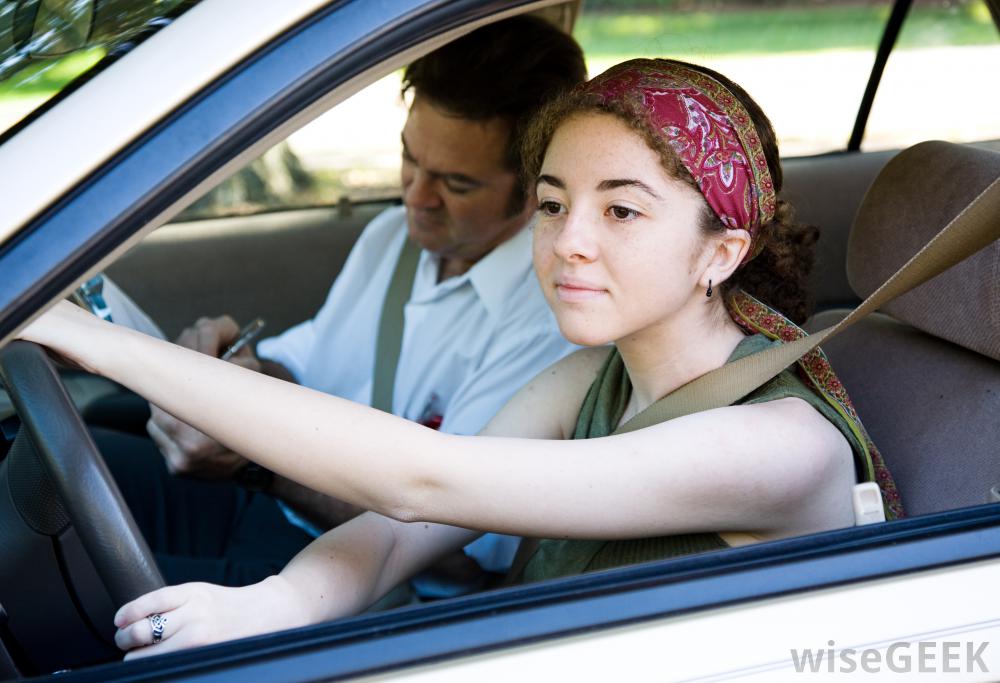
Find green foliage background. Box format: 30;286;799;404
576;1;998;58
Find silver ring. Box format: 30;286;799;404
148;613;167;644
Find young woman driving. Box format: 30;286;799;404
17;58;901;657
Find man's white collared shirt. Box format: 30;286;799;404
257;205;578;571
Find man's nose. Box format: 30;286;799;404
402;169;442;210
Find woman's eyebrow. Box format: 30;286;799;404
597;178;663;199
536;174;564;189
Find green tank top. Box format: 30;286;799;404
519;334;865;584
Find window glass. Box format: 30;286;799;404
863;0;1000;150
0;0;201;138
186;0;995;221
574;0;891;156
183;1;893;220
178;73;407;220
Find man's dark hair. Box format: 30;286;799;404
402;16;586;209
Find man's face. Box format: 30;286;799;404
400;96;529;267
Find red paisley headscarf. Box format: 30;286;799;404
579;59;904;519
582;59;776;265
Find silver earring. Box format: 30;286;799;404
706;279;713;298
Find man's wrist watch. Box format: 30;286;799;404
233;462;274;492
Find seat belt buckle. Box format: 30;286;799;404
853;482;886;525
71;273;113;322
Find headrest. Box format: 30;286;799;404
847;141;1000;361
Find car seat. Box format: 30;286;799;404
805;140;1000;517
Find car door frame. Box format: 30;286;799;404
1;0;1000;679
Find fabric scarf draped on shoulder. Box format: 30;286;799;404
574;59;904;519
575;288;903;521
729;289;902;518
514;59;906;585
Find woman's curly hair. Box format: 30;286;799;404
522;61;819;324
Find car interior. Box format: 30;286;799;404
0;0;998;678
803;141;1000;517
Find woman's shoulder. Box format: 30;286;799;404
554;345;615;374
736;339;868;476
526;346;615;424
479;346;613;440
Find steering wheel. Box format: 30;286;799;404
0;341;163;671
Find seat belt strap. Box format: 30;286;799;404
617;175;1000;434
371;237;421;413
505;174;1000;585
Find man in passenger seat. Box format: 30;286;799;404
95;16;587;592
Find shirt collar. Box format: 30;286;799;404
412;219;535;319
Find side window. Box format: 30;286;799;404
573;0;892;155
177;73;407;220
863;0;1000;149
108;74;411;337
170;0;999;221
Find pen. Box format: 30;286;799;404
220;317;266;361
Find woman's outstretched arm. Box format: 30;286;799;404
18;302;853;541
16;301;600;514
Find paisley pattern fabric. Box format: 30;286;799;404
515;59;905;585
518;331;899;584
726;289;904;520
582;59;776;264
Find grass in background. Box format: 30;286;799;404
1;3;996;100
0;49;106;133
575;2;998;58
0;48;105;96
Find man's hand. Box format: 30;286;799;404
147;316;261;479
175;316;263;368
147;405;248;478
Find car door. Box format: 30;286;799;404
0;0;999;680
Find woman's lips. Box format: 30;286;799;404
555;282;607;303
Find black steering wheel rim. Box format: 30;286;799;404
0;340;164;607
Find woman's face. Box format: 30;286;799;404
533;112;711;346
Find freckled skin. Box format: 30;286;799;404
532;113;710;348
